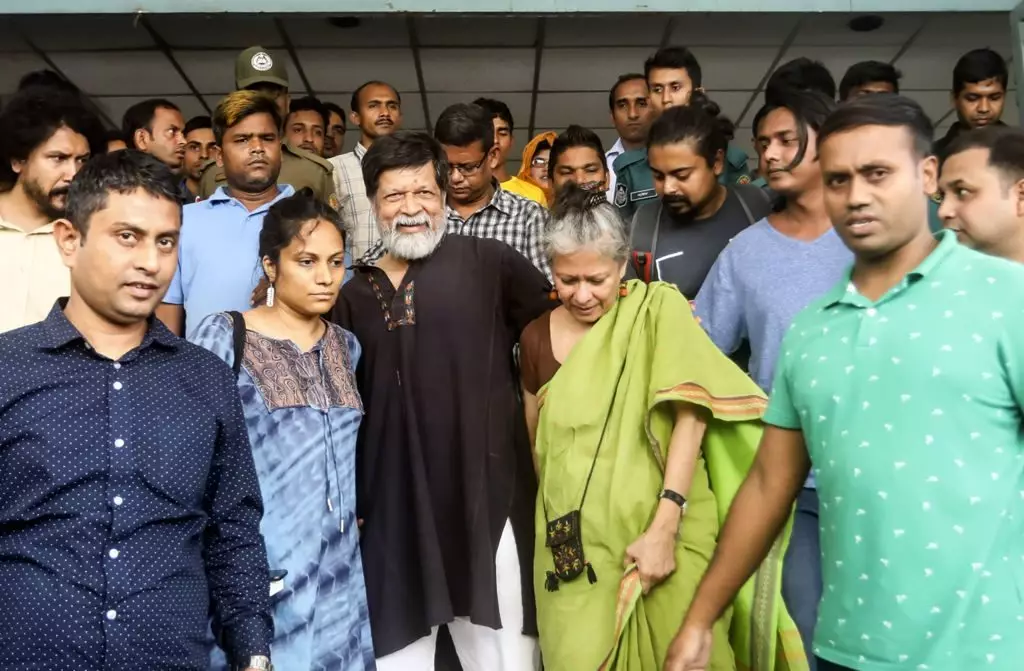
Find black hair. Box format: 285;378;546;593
17;69;81;95
839;61;902;100
288;96;330;132
952;48;1008;95
752;89;837;171
941;125;1024;188
361;130;449;199
647;92;734;167
183;115;212;137
548;125;607;179
472;97;514;134
122;99;181;150
536;139;552;153
323;102;347;127
104;129;127;148
65;149;180;237
433;103;494;153
608;73;647;111
0;86;106;187
818;93;934;158
765;57;837;102
644;47;702;88
350;81;401;114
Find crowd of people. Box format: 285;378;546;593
0;35;1022;671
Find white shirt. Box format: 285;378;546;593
605;137;625;203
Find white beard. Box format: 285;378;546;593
379;212;447;261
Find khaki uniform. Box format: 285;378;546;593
197;142;340;210
612;144;764;221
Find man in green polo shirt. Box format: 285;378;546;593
613;46;758;220
666;94;1024;671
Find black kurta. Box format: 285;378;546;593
333;235;553;657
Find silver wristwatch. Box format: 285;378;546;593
241;656;273;671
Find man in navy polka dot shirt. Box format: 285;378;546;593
0;150;272;671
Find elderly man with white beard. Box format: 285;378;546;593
332;130;553;671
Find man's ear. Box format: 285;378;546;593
52;218;83;270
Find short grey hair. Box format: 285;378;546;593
544;185;630;263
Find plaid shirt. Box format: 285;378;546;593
329;143;377;262
447;184;550;279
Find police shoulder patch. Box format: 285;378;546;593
614;183;627;208
930;191;943;204
328;193;340;211
737;174;751;185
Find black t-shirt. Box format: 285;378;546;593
636;186;771;299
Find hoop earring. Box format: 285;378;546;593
266;285;276;307
548;289;558;301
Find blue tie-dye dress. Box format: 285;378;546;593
191;312;376;671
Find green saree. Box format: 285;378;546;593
533;280;806;671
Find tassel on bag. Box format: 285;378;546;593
586;563;597;584
545;571;560;592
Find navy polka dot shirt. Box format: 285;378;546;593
0;301;271;670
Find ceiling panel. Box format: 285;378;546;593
670;13;798;47
177;49;303;94
415;15;537;47
17;15;154;51
776;45;901;89
0;22;31;52
283;15;410;47
422;48;535;91
545;15;664;47
427;92;532;133
0;52;52;94
50;51;190;96
697;47;781;90
896;46;962;91
792;13;925;46
539;47;652;92
299;48;420;92
902;90;957;125
148;15;282;49
534;92;610;129
915;13;1014;50
95;95;209;127
708;91;756;122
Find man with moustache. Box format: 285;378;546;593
285;96;328;157
333;130;551;671
605;73;653;202
666;94;1024;671
933;48;1009;159
197;46;338;207
157;90;294;338
0;85;105;332
330;80;404;262
0;149;271;671
938;124;1024;263
182;116;217;203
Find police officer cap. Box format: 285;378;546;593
235;46;289;91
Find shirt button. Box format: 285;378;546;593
106;609;117;621
114;438;125;448
866;308;877;317
109;548;120;559
113;363;121;370
113;496;124;506
113;381;123;391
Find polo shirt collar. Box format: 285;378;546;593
38;299;181;352
207;184;296;212
823;229;958;309
0;215;55;235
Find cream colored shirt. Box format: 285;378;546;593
0;216;69;333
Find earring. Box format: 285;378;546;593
548;289;558;301
619;283;629;298
266;285;276;307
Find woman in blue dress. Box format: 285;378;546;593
192;189;375;671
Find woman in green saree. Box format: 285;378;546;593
519;184;806;671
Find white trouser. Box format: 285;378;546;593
375;519;540;671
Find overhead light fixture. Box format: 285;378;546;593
848;15;885;32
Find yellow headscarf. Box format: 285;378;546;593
517;131;558;206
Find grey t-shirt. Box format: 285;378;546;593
629;186;772;299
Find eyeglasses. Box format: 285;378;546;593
531;157;549;167
449;156;487;177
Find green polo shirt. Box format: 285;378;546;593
765;231;1024;671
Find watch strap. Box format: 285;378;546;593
659;488;688;510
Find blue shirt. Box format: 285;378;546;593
0;301;271;671
695;219;853;488
166;185;295;338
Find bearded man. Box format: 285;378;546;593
332;130;551;671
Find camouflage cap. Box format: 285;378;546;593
235;46;289;90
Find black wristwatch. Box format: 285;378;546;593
659;488;688;513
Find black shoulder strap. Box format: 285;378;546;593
733;184;773;226
629;203;663;283
228;311;246;378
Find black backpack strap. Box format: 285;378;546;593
628;203;662;283
228;311;246;378
733;184;773;226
